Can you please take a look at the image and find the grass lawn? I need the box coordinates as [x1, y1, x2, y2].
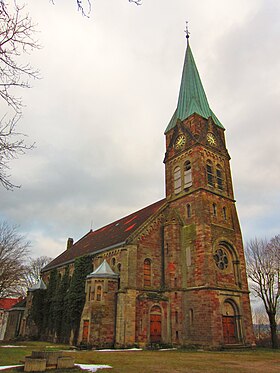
[0, 342, 279, 373]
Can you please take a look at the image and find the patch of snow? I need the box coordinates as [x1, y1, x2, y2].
[0, 365, 23, 370]
[96, 348, 142, 352]
[0, 345, 27, 348]
[75, 364, 111, 372]
[159, 348, 177, 351]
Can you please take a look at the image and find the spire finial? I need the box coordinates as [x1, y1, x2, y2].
[185, 21, 190, 41]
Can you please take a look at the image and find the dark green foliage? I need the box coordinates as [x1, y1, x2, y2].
[43, 268, 58, 334]
[54, 266, 71, 342]
[30, 289, 45, 334]
[29, 256, 92, 344]
[67, 256, 93, 345]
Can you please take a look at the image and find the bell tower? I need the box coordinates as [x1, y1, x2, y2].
[163, 32, 255, 346]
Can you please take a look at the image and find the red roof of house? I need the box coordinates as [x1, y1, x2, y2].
[0, 298, 22, 310]
[43, 199, 166, 272]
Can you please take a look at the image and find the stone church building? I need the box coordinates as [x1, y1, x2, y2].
[41, 38, 255, 348]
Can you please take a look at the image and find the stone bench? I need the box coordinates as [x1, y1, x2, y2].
[23, 350, 75, 371]
[24, 357, 46, 372]
[57, 356, 75, 369]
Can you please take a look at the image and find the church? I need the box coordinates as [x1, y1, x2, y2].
[40, 35, 255, 348]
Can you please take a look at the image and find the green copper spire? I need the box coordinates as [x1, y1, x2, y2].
[165, 39, 224, 133]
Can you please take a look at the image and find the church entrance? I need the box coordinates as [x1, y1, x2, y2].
[222, 301, 238, 344]
[150, 305, 162, 343]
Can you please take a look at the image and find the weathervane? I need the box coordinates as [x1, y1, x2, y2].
[185, 21, 190, 40]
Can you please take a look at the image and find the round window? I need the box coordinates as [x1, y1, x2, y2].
[213, 247, 229, 270]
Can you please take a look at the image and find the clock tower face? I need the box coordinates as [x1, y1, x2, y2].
[175, 134, 186, 149]
[207, 132, 217, 146]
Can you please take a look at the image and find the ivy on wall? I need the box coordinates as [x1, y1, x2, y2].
[68, 255, 93, 345]
[30, 289, 45, 335]
[30, 255, 92, 344]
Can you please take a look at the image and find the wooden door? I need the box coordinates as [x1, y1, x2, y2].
[150, 306, 161, 343]
[222, 316, 237, 344]
[82, 320, 89, 342]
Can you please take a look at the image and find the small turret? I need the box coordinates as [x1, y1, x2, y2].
[79, 260, 119, 347]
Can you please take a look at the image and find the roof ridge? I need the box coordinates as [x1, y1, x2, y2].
[42, 198, 166, 272]
[92, 198, 166, 234]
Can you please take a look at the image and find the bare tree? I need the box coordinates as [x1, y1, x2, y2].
[23, 255, 53, 289]
[0, 115, 34, 190]
[0, 221, 30, 297]
[0, 1, 40, 114]
[65, 1, 142, 17]
[246, 235, 280, 349]
[0, 1, 38, 190]
[253, 306, 269, 340]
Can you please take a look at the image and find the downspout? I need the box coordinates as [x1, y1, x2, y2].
[161, 225, 165, 289]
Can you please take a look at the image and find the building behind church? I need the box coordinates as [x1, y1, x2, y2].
[19, 37, 255, 348]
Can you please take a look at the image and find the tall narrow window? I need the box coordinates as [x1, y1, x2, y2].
[213, 203, 217, 217]
[187, 204, 191, 218]
[223, 207, 227, 220]
[96, 285, 102, 301]
[206, 161, 214, 187]
[111, 257, 116, 268]
[144, 259, 151, 287]
[174, 166, 181, 194]
[88, 286, 91, 301]
[189, 309, 194, 326]
[184, 160, 192, 188]
[216, 165, 223, 190]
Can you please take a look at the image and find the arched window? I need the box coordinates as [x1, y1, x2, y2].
[213, 203, 217, 216]
[144, 259, 151, 287]
[111, 257, 116, 268]
[187, 204, 191, 218]
[206, 161, 214, 187]
[216, 164, 223, 190]
[96, 285, 102, 301]
[184, 160, 192, 188]
[117, 263, 121, 273]
[175, 310, 178, 323]
[174, 166, 182, 194]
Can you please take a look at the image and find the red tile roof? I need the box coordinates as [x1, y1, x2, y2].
[0, 298, 22, 310]
[43, 199, 166, 272]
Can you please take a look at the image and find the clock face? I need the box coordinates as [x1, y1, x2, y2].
[175, 135, 186, 149]
[207, 133, 217, 146]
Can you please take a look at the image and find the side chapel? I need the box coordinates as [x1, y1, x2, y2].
[41, 36, 255, 348]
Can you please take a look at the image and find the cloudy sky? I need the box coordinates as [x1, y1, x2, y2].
[1, 0, 279, 260]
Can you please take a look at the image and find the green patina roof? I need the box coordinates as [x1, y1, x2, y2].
[165, 41, 224, 134]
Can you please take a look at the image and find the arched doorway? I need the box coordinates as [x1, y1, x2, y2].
[82, 320, 89, 342]
[222, 301, 238, 344]
[150, 305, 162, 343]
